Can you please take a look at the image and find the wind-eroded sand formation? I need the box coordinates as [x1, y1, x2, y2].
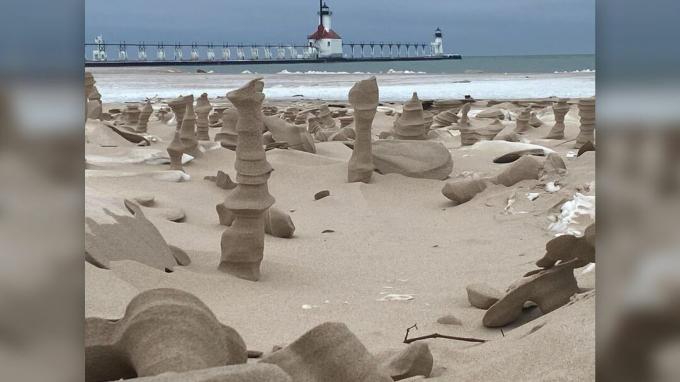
[85, 70, 596, 381]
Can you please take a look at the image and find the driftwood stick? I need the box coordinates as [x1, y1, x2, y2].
[403, 323, 488, 344]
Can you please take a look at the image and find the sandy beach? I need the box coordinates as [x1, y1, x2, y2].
[84, 75, 595, 381]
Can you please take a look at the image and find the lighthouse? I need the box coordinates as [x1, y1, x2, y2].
[307, 1, 343, 58]
[431, 27, 444, 56]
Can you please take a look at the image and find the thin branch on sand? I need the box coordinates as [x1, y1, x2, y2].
[403, 323, 488, 344]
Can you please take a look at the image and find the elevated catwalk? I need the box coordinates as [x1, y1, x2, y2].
[84, 54, 462, 67]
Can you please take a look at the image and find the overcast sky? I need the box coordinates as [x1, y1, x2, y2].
[85, 0, 594, 56]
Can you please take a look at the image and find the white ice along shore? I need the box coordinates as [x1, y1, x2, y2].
[91, 71, 595, 103]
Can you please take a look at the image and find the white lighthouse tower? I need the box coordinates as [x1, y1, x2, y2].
[431, 27, 444, 56]
[307, 1, 343, 58]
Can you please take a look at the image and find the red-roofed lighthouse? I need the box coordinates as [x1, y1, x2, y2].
[307, 1, 343, 58]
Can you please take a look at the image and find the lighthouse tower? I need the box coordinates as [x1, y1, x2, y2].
[307, 1, 343, 58]
[431, 27, 444, 56]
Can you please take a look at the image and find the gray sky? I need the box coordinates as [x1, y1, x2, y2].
[85, 0, 594, 56]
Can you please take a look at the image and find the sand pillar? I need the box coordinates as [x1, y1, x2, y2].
[219, 78, 275, 281]
[575, 98, 595, 148]
[136, 100, 153, 133]
[179, 95, 201, 158]
[514, 107, 531, 134]
[545, 98, 570, 139]
[348, 77, 379, 183]
[168, 95, 189, 132]
[195, 93, 212, 140]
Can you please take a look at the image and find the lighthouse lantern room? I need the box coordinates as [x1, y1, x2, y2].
[307, 1, 343, 58]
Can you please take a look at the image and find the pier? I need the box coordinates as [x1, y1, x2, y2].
[84, 41, 461, 67]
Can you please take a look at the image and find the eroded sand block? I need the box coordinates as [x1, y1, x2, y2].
[459, 119, 505, 146]
[348, 77, 378, 183]
[195, 93, 213, 140]
[441, 178, 487, 205]
[476, 107, 505, 120]
[85, 288, 247, 382]
[432, 109, 459, 128]
[545, 98, 570, 139]
[260, 322, 393, 382]
[122, 364, 291, 382]
[264, 116, 316, 153]
[493, 155, 543, 186]
[537, 223, 595, 269]
[376, 342, 433, 381]
[529, 111, 544, 127]
[466, 283, 504, 309]
[85, 197, 179, 271]
[373, 140, 453, 180]
[265, 208, 296, 238]
[483, 265, 580, 327]
[215, 109, 239, 149]
[219, 78, 275, 281]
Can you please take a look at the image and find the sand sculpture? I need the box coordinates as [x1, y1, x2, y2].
[393, 93, 429, 140]
[282, 107, 298, 123]
[210, 106, 228, 126]
[458, 102, 471, 127]
[339, 115, 354, 127]
[167, 129, 185, 171]
[537, 223, 595, 269]
[545, 99, 570, 139]
[195, 93, 213, 140]
[513, 108, 531, 134]
[179, 95, 202, 157]
[347, 77, 378, 183]
[264, 116, 316, 153]
[219, 78, 275, 281]
[459, 119, 505, 146]
[482, 223, 595, 327]
[123, 103, 141, 127]
[156, 106, 173, 124]
[294, 112, 308, 125]
[136, 100, 153, 133]
[441, 178, 487, 206]
[168, 95, 190, 132]
[262, 105, 278, 116]
[432, 109, 459, 128]
[493, 155, 543, 187]
[85, 72, 101, 120]
[529, 111, 544, 127]
[431, 99, 463, 114]
[215, 109, 239, 149]
[476, 107, 505, 120]
[376, 342, 433, 381]
[217, 205, 295, 239]
[85, 288, 248, 382]
[466, 283, 504, 309]
[317, 104, 337, 129]
[260, 322, 393, 382]
[372, 140, 453, 180]
[483, 263, 580, 327]
[85, 198, 183, 271]
[576, 98, 595, 148]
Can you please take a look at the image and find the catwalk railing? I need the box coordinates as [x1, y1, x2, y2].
[84, 41, 445, 63]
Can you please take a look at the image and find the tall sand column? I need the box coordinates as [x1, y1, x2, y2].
[219, 78, 275, 281]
